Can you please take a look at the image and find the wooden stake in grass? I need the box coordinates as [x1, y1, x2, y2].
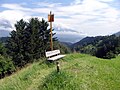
[56, 61, 60, 73]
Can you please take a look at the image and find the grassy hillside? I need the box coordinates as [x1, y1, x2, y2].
[0, 54, 120, 90]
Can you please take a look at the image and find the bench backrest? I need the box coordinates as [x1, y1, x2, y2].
[45, 49, 60, 57]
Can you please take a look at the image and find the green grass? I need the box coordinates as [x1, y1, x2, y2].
[0, 53, 120, 90]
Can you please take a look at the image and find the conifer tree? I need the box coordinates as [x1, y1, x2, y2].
[6, 19, 27, 67]
[6, 18, 56, 67]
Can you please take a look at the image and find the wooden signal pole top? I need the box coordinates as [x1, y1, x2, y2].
[48, 11, 54, 51]
[48, 11, 54, 22]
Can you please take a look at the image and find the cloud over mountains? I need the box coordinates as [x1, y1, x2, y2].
[54, 24, 86, 42]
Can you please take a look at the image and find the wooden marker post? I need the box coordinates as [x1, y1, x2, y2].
[48, 11, 54, 51]
[56, 61, 60, 73]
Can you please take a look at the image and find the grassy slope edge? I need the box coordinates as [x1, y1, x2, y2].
[0, 53, 120, 90]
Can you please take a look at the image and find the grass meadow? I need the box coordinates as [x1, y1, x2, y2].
[0, 53, 120, 90]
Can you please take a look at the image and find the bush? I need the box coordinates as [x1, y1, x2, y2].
[105, 51, 116, 59]
[0, 55, 15, 79]
[53, 41, 72, 54]
[0, 42, 6, 56]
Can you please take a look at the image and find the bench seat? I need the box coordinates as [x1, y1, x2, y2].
[48, 55, 66, 61]
[45, 49, 66, 61]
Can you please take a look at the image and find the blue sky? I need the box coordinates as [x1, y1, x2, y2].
[0, 0, 120, 42]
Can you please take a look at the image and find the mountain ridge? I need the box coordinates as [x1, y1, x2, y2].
[114, 31, 120, 37]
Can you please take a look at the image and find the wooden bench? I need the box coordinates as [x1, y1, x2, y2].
[45, 49, 66, 61]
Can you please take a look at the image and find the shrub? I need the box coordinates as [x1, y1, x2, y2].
[0, 55, 15, 79]
[105, 51, 116, 59]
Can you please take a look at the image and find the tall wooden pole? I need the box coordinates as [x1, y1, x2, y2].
[48, 11, 54, 51]
[50, 11, 53, 51]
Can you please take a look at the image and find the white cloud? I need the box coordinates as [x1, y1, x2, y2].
[0, 10, 29, 30]
[71, 0, 84, 5]
[98, 0, 114, 2]
[1, 3, 31, 11]
[36, 2, 62, 8]
[0, 0, 120, 36]
[53, 0, 120, 36]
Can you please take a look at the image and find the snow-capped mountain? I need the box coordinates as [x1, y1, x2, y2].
[53, 24, 86, 43]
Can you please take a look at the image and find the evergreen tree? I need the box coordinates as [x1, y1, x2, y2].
[25, 18, 41, 61]
[6, 19, 27, 67]
[38, 19, 50, 55]
[6, 18, 56, 67]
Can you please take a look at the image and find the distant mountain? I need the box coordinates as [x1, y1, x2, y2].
[114, 31, 120, 37]
[0, 30, 10, 37]
[72, 31, 120, 47]
[72, 36, 103, 47]
[0, 37, 9, 43]
[60, 42, 73, 47]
